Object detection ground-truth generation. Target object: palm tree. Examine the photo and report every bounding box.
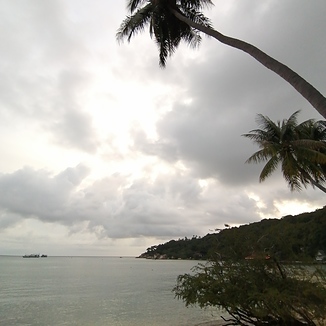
[243,111,326,193]
[117,0,213,67]
[117,0,326,118]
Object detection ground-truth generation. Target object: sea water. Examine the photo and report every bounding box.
[0,256,222,326]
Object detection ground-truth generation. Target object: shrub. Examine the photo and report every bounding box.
[174,258,326,325]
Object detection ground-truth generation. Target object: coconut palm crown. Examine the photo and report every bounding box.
[117,0,212,67]
[243,111,326,193]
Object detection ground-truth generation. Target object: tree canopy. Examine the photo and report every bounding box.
[174,258,326,325]
[138,207,326,262]
[243,111,326,193]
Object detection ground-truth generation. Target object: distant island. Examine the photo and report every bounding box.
[138,207,326,262]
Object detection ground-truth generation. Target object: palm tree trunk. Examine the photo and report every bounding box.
[307,176,326,193]
[171,9,326,119]
[297,166,326,193]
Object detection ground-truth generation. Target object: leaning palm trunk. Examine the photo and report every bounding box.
[171,9,326,119]
[299,168,326,194]
[311,179,326,193]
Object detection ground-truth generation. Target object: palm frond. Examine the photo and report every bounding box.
[280,111,301,142]
[244,111,326,193]
[185,28,202,48]
[118,0,215,67]
[255,114,281,141]
[158,37,172,67]
[298,119,326,141]
[300,161,326,185]
[245,148,273,164]
[259,156,280,182]
[117,3,153,42]
[286,110,300,126]
[243,130,272,145]
[149,1,203,67]
[179,0,214,10]
[150,3,177,66]
[180,7,213,29]
[281,154,304,191]
[285,174,304,191]
[297,147,326,164]
[295,139,326,153]
[128,0,149,13]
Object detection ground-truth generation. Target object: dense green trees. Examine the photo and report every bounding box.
[243,111,326,193]
[118,0,326,118]
[139,235,217,260]
[138,207,326,261]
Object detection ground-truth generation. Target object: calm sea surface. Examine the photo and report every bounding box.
[0,256,223,326]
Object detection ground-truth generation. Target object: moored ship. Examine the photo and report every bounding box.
[23,254,40,258]
[22,254,47,258]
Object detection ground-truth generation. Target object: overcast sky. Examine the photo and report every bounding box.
[1,0,325,256]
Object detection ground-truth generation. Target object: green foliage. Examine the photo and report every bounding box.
[138,207,326,261]
[117,0,213,67]
[243,111,326,193]
[173,259,326,325]
[139,233,218,259]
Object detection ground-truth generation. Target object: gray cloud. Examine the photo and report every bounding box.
[0,165,90,225]
[0,1,101,153]
[0,165,261,239]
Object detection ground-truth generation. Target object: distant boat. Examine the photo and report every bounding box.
[41,254,47,258]
[23,254,40,258]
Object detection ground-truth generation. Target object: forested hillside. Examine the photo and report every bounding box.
[138,207,326,261]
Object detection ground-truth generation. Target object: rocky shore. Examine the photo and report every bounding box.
[137,253,171,259]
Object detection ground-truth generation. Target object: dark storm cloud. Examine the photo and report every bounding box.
[0,165,90,226]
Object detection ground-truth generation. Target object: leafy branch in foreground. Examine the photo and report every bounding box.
[174,258,326,325]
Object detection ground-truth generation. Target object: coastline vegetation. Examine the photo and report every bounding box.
[138,207,326,262]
